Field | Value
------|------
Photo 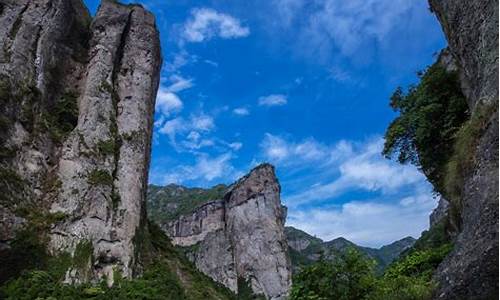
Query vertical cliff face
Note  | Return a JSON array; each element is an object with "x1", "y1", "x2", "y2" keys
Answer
[
  {"x1": 429, "y1": 0, "x2": 499, "y2": 299},
  {"x1": 0, "y1": 0, "x2": 161, "y2": 285},
  {"x1": 0, "y1": 0, "x2": 91, "y2": 250},
  {"x1": 164, "y1": 164, "x2": 292, "y2": 299}
]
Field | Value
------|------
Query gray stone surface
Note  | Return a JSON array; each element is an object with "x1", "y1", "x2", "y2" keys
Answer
[
  {"x1": 429, "y1": 0, "x2": 499, "y2": 299},
  {"x1": 429, "y1": 197, "x2": 449, "y2": 228},
  {"x1": 165, "y1": 164, "x2": 292, "y2": 299},
  {"x1": 0, "y1": 0, "x2": 161, "y2": 285}
]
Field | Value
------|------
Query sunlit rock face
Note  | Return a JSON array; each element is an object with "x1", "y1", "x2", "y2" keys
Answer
[
  {"x1": 165, "y1": 164, "x2": 292, "y2": 300},
  {"x1": 428, "y1": 0, "x2": 499, "y2": 299},
  {"x1": 0, "y1": 0, "x2": 161, "y2": 284}
]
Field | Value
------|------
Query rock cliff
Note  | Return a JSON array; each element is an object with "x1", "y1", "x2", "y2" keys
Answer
[
  {"x1": 429, "y1": 0, "x2": 499, "y2": 298},
  {"x1": 0, "y1": 0, "x2": 161, "y2": 285},
  {"x1": 158, "y1": 164, "x2": 292, "y2": 299}
]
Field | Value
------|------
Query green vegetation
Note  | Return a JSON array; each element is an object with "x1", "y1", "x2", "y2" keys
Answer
[
  {"x1": 285, "y1": 227, "x2": 415, "y2": 275},
  {"x1": 443, "y1": 102, "x2": 497, "y2": 224},
  {"x1": 49, "y1": 91, "x2": 79, "y2": 142},
  {"x1": 147, "y1": 184, "x2": 227, "y2": 223},
  {"x1": 290, "y1": 248, "x2": 376, "y2": 300},
  {"x1": 97, "y1": 138, "x2": 116, "y2": 156},
  {"x1": 0, "y1": 167, "x2": 25, "y2": 208},
  {"x1": 383, "y1": 63, "x2": 469, "y2": 196},
  {"x1": 1, "y1": 222, "x2": 238, "y2": 300},
  {"x1": 87, "y1": 169, "x2": 114, "y2": 186},
  {"x1": 237, "y1": 278, "x2": 265, "y2": 300},
  {"x1": 383, "y1": 59, "x2": 497, "y2": 230},
  {"x1": 290, "y1": 240, "x2": 453, "y2": 300}
]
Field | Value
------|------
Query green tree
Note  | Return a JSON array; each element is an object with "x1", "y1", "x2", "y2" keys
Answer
[
  {"x1": 382, "y1": 64, "x2": 468, "y2": 195},
  {"x1": 290, "y1": 248, "x2": 376, "y2": 300}
]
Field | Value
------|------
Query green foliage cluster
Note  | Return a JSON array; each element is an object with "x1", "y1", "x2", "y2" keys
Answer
[
  {"x1": 237, "y1": 278, "x2": 265, "y2": 300},
  {"x1": 87, "y1": 169, "x2": 114, "y2": 186},
  {"x1": 290, "y1": 240, "x2": 453, "y2": 300},
  {"x1": 96, "y1": 138, "x2": 116, "y2": 156},
  {"x1": 1, "y1": 222, "x2": 238, "y2": 300},
  {"x1": 0, "y1": 209, "x2": 68, "y2": 284},
  {"x1": 39, "y1": 91, "x2": 79, "y2": 144},
  {"x1": 290, "y1": 248, "x2": 376, "y2": 300},
  {"x1": 0, "y1": 167, "x2": 25, "y2": 208},
  {"x1": 0, "y1": 262, "x2": 186, "y2": 300},
  {"x1": 443, "y1": 102, "x2": 497, "y2": 223},
  {"x1": 147, "y1": 184, "x2": 227, "y2": 223},
  {"x1": 383, "y1": 63, "x2": 469, "y2": 196}
]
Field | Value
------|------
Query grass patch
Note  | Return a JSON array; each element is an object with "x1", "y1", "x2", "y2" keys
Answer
[
  {"x1": 443, "y1": 103, "x2": 497, "y2": 226},
  {"x1": 87, "y1": 169, "x2": 114, "y2": 186},
  {"x1": 41, "y1": 91, "x2": 79, "y2": 143},
  {"x1": 97, "y1": 139, "x2": 115, "y2": 156}
]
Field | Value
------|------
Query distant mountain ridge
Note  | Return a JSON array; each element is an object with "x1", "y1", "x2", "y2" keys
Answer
[
  {"x1": 147, "y1": 184, "x2": 415, "y2": 274},
  {"x1": 285, "y1": 226, "x2": 415, "y2": 273}
]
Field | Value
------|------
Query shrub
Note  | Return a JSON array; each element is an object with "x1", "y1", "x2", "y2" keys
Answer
[
  {"x1": 97, "y1": 139, "x2": 116, "y2": 156},
  {"x1": 290, "y1": 248, "x2": 376, "y2": 300},
  {"x1": 443, "y1": 102, "x2": 497, "y2": 225},
  {"x1": 87, "y1": 169, "x2": 114, "y2": 186}
]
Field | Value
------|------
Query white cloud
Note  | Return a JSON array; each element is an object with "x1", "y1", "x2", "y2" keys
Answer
[
  {"x1": 155, "y1": 89, "x2": 183, "y2": 117},
  {"x1": 183, "y1": 8, "x2": 250, "y2": 43},
  {"x1": 267, "y1": 0, "x2": 431, "y2": 66},
  {"x1": 260, "y1": 133, "x2": 341, "y2": 164},
  {"x1": 164, "y1": 50, "x2": 197, "y2": 73},
  {"x1": 191, "y1": 113, "x2": 215, "y2": 132},
  {"x1": 159, "y1": 153, "x2": 236, "y2": 185},
  {"x1": 258, "y1": 94, "x2": 288, "y2": 106},
  {"x1": 158, "y1": 113, "x2": 215, "y2": 144},
  {"x1": 228, "y1": 142, "x2": 243, "y2": 151},
  {"x1": 204, "y1": 59, "x2": 219, "y2": 67},
  {"x1": 233, "y1": 107, "x2": 250, "y2": 116},
  {"x1": 259, "y1": 135, "x2": 427, "y2": 207},
  {"x1": 158, "y1": 117, "x2": 186, "y2": 139},
  {"x1": 287, "y1": 192, "x2": 436, "y2": 248},
  {"x1": 165, "y1": 75, "x2": 194, "y2": 93}
]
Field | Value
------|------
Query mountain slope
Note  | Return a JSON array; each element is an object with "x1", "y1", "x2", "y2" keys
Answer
[{"x1": 285, "y1": 226, "x2": 416, "y2": 273}]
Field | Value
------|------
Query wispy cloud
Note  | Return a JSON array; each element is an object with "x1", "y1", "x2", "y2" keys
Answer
[
  {"x1": 256, "y1": 133, "x2": 434, "y2": 246},
  {"x1": 152, "y1": 152, "x2": 239, "y2": 186},
  {"x1": 182, "y1": 8, "x2": 250, "y2": 43},
  {"x1": 165, "y1": 74, "x2": 194, "y2": 93},
  {"x1": 155, "y1": 87, "x2": 184, "y2": 117},
  {"x1": 158, "y1": 113, "x2": 215, "y2": 144},
  {"x1": 265, "y1": 0, "x2": 438, "y2": 68},
  {"x1": 259, "y1": 134, "x2": 427, "y2": 206},
  {"x1": 233, "y1": 107, "x2": 250, "y2": 116},
  {"x1": 258, "y1": 94, "x2": 288, "y2": 106},
  {"x1": 287, "y1": 191, "x2": 436, "y2": 248}
]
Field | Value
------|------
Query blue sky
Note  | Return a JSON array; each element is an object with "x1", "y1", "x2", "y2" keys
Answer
[{"x1": 84, "y1": 0, "x2": 447, "y2": 247}]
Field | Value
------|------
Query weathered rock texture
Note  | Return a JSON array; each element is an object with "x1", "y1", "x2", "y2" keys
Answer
[
  {"x1": 429, "y1": 0, "x2": 499, "y2": 299},
  {"x1": 429, "y1": 197, "x2": 449, "y2": 228},
  {"x1": 164, "y1": 164, "x2": 292, "y2": 299},
  {"x1": 0, "y1": 0, "x2": 161, "y2": 285}
]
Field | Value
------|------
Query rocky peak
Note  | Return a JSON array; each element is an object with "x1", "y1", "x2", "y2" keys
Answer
[{"x1": 158, "y1": 163, "x2": 292, "y2": 299}]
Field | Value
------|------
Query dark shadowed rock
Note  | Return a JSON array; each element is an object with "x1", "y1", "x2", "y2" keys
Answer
[{"x1": 429, "y1": 0, "x2": 499, "y2": 298}]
